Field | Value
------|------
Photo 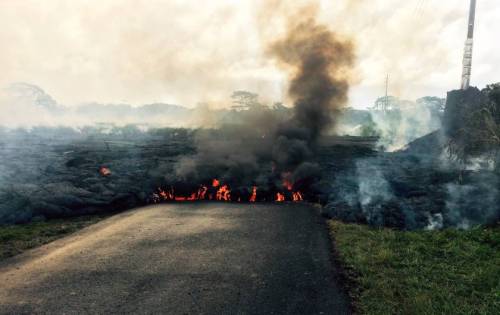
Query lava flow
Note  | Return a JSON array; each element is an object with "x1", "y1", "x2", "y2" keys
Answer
[
  {"x1": 249, "y1": 186, "x2": 257, "y2": 202},
  {"x1": 99, "y1": 166, "x2": 111, "y2": 177},
  {"x1": 152, "y1": 178, "x2": 304, "y2": 203}
]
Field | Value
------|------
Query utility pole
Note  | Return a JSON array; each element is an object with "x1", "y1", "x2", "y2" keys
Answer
[
  {"x1": 461, "y1": 0, "x2": 476, "y2": 90},
  {"x1": 373, "y1": 74, "x2": 389, "y2": 112},
  {"x1": 384, "y1": 74, "x2": 389, "y2": 112}
]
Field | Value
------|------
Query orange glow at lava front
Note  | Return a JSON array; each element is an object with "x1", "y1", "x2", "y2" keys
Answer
[
  {"x1": 159, "y1": 188, "x2": 174, "y2": 200},
  {"x1": 99, "y1": 166, "x2": 111, "y2": 176},
  {"x1": 153, "y1": 179, "x2": 304, "y2": 203},
  {"x1": 175, "y1": 193, "x2": 197, "y2": 201},
  {"x1": 249, "y1": 186, "x2": 257, "y2": 202},
  {"x1": 292, "y1": 191, "x2": 303, "y2": 201},
  {"x1": 216, "y1": 185, "x2": 231, "y2": 201},
  {"x1": 197, "y1": 186, "x2": 208, "y2": 199}
]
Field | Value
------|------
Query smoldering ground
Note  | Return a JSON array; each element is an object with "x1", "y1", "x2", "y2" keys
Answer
[{"x1": 324, "y1": 86, "x2": 500, "y2": 230}]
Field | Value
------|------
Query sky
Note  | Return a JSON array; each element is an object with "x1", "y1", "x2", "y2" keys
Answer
[{"x1": 0, "y1": 0, "x2": 498, "y2": 109}]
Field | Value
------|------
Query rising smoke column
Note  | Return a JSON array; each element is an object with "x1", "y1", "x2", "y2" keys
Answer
[
  {"x1": 270, "y1": 16, "x2": 354, "y2": 140},
  {"x1": 268, "y1": 13, "x2": 355, "y2": 182},
  {"x1": 174, "y1": 6, "x2": 355, "y2": 192}
]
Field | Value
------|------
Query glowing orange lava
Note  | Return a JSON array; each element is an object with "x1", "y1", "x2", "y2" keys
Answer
[
  {"x1": 292, "y1": 191, "x2": 303, "y2": 201},
  {"x1": 99, "y1": 166, "x2": 111, "y2": 176},
  {"x1": 153, "y1": 178, "x2": 304, "y2": 203},
  {"x1": 216, "y1": 185, "x2": 231, "y2": 201},
  {"x1": 197, "y1": 186, "x2": 208, "y2": 200},
  {"x1": 249, "y1": 186, "x2": 257, "y2": 202}
]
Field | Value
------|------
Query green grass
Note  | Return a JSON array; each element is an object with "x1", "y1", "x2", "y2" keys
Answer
[
  {"x1": 0, "y1": 214, "x2": 109, "y2": 260},
  {"x1": 329, "y1": 221, "x2": 500, "y2": 315}
]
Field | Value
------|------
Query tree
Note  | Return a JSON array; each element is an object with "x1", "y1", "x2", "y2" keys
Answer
[
  {"x1": 417, "y1": 96, "x2": 445, "y2": 113},
  {"x1": 230, "y1": 91, "x2": 260, "y2": 110},
  {"x1": 373, "y1": 96, "x2": 399, "y2": 111},
  {"x1": 447, "y1": 84, "x2": 500, "y2": 164},
  {"x1": 484, "y1": 83, "x2": 500, "y2": 109}
]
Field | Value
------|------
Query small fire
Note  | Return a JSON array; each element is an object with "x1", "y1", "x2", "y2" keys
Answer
[
  {"x1": 249, "y1": 186, "x2": 257, "y2": 202},
  {"x1": 152, "y1": 178, "x2": 304, "y2": 203},
  {"x1": 175, "y1": 193, "x2": 197, "y2": 201},
  {"x1": 159, "y1": 187, "x2": 174, "y2": 200},
  {"x1": 197, "y1": 186, "x2": 208, "y2": 200},
  {"x1": 99, "y1": 166, "x2": 111, "y2": 176},
  {"x1": 216, "y1": 185, "x2": 231, "y2": 201},
  {"x1": 292, "y1": 191, "x2": 303, "y2": 201},
  {"x1": 276, "y1": 192, "x2": 285, "y2": 202}
]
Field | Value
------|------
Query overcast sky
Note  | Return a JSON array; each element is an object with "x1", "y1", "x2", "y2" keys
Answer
[{"x1": 0, "y1": 0, "x2": 498, "y2": 109}]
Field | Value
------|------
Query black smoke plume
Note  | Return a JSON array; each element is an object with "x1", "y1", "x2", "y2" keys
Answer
[
  {"x1": 173, "y1": 11, "x2": 354, "y2": 193},
  {"x1": 270, "y1": 17, "x2": 354, "y2": 141},
  {"x1": 269, "y1": 16, "x2": 354, "y2": 176}
]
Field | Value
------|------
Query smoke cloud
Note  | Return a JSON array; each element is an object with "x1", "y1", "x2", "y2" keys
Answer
[
  {"x1": 174, "y1": 5, "x2": 354, "y2": 190},
  {"x1": 269, "y1": 13, "x2": 354, "y2": 140}
]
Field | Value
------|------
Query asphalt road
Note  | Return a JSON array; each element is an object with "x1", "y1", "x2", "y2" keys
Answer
[{"x1": 0, "y1": 203, "x2": 350, "y2": 314}]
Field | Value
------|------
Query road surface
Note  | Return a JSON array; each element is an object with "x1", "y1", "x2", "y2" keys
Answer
[{"x1": 0, "y1": 203, "x2": 349, "y2": 314}]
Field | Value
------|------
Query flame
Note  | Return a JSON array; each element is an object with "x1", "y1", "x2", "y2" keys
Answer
[
  {"x1": 99, "y1": 166, "x2": 111, "y2": 176},
  {"x1": 293, "y1": 191, "x2": 303, "y2": 201},
  {"x1": 152, "y1": 178, "x2": 304, "y2": 203},
  {"x1": 173, "y1": 193, "x2": 197, "y2": 201},
  {"x1": 249, "y1": 186, "x2": 257, "y2": 202},
  {"x1": 216, "y1": 184, "x2": 231, "y2": 201},
  {"x1": 159, "y1": 188, "x2": 174, "y2": 200},
  {"x1": 197, "y1": 186, "x2": 208, "y2": 200}
]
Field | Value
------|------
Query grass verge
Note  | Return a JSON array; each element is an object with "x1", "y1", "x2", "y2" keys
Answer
[
  {"x1": 329, "y1": 220, "x2": 500, "y2": 315},
  {"x1": 0, "y1": 214, "x2": 109, "y2": 260}
]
